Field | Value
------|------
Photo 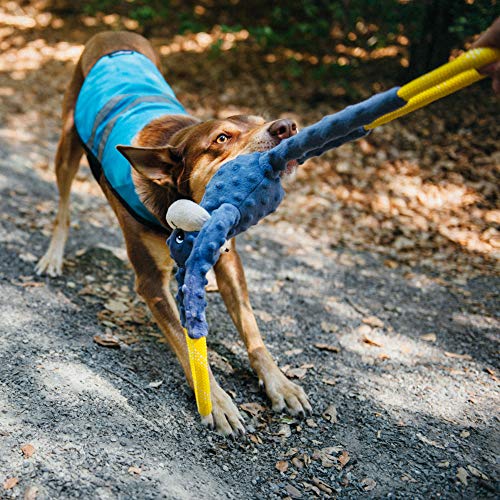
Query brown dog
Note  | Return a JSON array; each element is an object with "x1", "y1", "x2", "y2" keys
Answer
[{"x1": 36, "y1": 31, "x2": 311, "y2": 436}]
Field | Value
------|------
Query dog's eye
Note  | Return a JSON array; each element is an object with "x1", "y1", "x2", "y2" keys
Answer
[
  {"x1": 215, "y1": 134, "x2": 230, "y2": 144},
  {"x1": 175, "y1": 230, "x2": 185, "y2": 244}
]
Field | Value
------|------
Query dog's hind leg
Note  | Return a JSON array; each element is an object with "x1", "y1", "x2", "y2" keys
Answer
[{"x1": 36, "y1": 60, "x2": 84, "y2": 276}]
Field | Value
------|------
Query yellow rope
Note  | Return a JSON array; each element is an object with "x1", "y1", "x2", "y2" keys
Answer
[
  {"x1": 365, "y1": 47, "x2": 500, "y2": 130},
  {"x1": 184, "y1": 329, "x2": 212, "y2": 417},
  {"x1": 366, "y1": 69, "x2": 485, "y2": 129}
]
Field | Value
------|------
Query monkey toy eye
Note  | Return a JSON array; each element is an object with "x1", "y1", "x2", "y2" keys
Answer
[{"x1": 175, "y1": 230, "x2": 185, "y2": 244}]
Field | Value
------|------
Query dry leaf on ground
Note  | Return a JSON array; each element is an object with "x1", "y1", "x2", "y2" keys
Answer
[
  {"x1": 275, "y1": 460, "x2": 289, "y2": 473},
  {"x1": 313, "y1": 343, "x2": 340, "y2": 353},
  {"x1": 93, "y1": 333, "x2": 121, "y2": 348},
  {"x1": 240, "y1": 402, "x2": 266, "y2": 418},
  {"x1": 322, "y1": 404, "x2": 338, "y2": 423},
  {"x1": 312, "y1": 477, "x2": 333, "y2": 494},
  {"x1": 20, "y1": 444, "x2": 35, "y2": 458},
  {"x1": 322, "y1": 377, "x2": 336, "y2": 386},
  {"x1": 3, "y1": 477, "x2": 18, "y2": 490},
  {"x1": 362, "y1": 316, "x2": 384, "y2": 328},
  {"x1": 456, "y1": 467, "x2": 468, "y2": 486},
  {"x1": 104, "y1": 300, "x2": 129, "y2": 313},
  {"x1": 467, "y1": 465, "x2": 488, "y2": 480},
  {"x1": 362, "y1": 335, "x2": 383, "y2": 347},
  {"x1": 420, "y1": 333, "x2": 437, "y2": 342},
  {"x1": 338, "y1": 450, "x2": 350, "y2": 469},
  {"x1": 445, "y1": 351, "x2": 472, "y2": 360},
  {"x1": 128, "y1": 466, "x2": 141, "y2": 475},
  {"x1": 361, "y1": 478, "x2": 377, "y2": 491},
  {"x1": 148, "y1": 380, "x2": 163, "y2": 389}
]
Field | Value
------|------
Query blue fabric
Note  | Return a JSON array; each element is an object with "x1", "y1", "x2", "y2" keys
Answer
[
  {"x1": 75, "y1": 50, "x2": 188, "y2": 227},
  {"x1": 168, "y1": 87, "x2": 406, "y2": 338}
]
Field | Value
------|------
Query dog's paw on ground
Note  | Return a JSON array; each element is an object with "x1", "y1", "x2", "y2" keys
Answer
[
  {"x1": 260, "y1": 370, "x2": 312, "y2": 417},
  {"x1": 201, "y1": 380, "x2": 246, "y2": 438},
  {"x1": 35, "y1": 248, "x2": 64, "y2": 277}
]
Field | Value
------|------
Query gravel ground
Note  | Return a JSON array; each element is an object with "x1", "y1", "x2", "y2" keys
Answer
[{"x1": 0, "y1": 131, "x2": 499, "y2": 500}]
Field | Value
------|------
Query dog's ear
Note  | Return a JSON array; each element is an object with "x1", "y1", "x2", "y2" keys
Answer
[{"x1": 116, "y1": 145, "x2": 182, "y2": 185}]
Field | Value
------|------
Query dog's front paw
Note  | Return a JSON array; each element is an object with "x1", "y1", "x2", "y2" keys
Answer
[
  {"x1": 260, "y1": 369, "x2": 312, "y2": 417},
  {"x1": 35, "y1": 250, "x2": 64, "y2": 277},
  {"x1": 201, "y1": 380, "x2": 245, "y2": 438}
]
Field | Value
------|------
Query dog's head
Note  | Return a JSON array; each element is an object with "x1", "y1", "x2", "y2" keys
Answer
[{"x1": 118, "y1": 114, "x2": 297, "y2": 203}]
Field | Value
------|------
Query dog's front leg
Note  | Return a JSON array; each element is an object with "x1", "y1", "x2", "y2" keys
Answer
[
  {"x1": 132, "y1": 231, "x2": 245, "y2": 437},
  {"x1": 214, "y1": 240, "x2": 312, "y2": 416}
]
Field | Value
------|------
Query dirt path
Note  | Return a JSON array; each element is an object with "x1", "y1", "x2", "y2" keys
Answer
[
  {"x1": 1, "y1": 131, "x2": 498, "y2": 498},
  {"x1": 1, "y1": 4, "x2": 499, "y2": 499}
]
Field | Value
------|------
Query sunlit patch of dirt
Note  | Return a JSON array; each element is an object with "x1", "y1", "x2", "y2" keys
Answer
[{"x1": 0, "y1": 0, "x2": 498, "y2": 281}]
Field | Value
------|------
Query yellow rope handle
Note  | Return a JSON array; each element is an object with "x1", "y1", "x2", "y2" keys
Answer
[
  {"x1": 365, "y1": 47, "x2": 500, "y2": 130},
  {"x1": 184, "y1": 329, "x2": 212, "y2": 417},
  {"x1": 366, "y1": 68, "x2": 485, "y2": 129},
  {"x1": 398, "y1": 47, "x2": 500, "y2": 101}
]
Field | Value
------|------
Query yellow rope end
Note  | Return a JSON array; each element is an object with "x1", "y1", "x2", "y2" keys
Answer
[{"x1": 184, "y1": 329, "x2": 212, "y2": 417}]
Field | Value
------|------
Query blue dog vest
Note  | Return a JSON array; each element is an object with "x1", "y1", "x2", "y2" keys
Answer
[{"x1": 75, "y1": 50, "x2": 188, "y2": 228}]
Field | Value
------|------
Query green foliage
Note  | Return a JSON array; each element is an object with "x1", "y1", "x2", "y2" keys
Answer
[{"x1": 71, "y1": 0, "x2": 496, "y2": 82}]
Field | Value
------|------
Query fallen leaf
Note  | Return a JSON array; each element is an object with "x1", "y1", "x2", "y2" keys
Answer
[
  {"x1": 322, "y1": 404, "x2": 338, "y2": 423},
  {"x1": 284, "y1": 447, "x2": 298, "y2": 457},
  {"x1": 456, "y1": 467, "x2": 468, "y2": 486},
  {"x1": 338, "y1": 450, "x2": 350, "y2": 469},
  {"x1": 24, "y1": 485, "x2": 38, "y2": 500},
  {"x1": 3, "y1": 477, "x2": 18, "y2": 490},
  {"x1": 240, "y1": 402, "x2": 266, "y2": 418},
  {"x1": 362, "y1": 335, "x2": 383, "y2": 347},
  {"x1": 362, "y1": 316, "x2": 384, "y2": 328},
  {"x1": 306, "y1": 418, "x2": 317, "y2": 428},
  {"x1": 417, "y1": 433, "x2": 444, "y2": 449},
  {"x1": 93, "y1": 333, "x2": 121, "y2": 348},
  {"x1": 467, "y1": 465, "x2": 489, "y2": 480},
  {"x1": 277, "y1": 424, "x2": 291, "y2": 438},
  {"x1": 285, "y1": 484, "x2": 302, "y2": 499},
  {"x1": 249, "y1": 434, "x2": 262, "y2": 445},
  {"x1": 19, "y1": 252, "x2": 38, "y2": 263},
  {"x1": 360, "y1": 478, "x2": 377, "y2": 491},
  {"x1": 321, "y1": 322, "x2": 338, "y2": 333},
  {"x1": 21, "y1": 444, "x2": 35, "y2": 458},
  {"x1": 275, "y1": 460, "x2": 289, "y2": 473},
  {"x1": 302, "y1": 482, "x2": 320, "y2": 495},
  {"x1": 313, "y1": 343, "x2": 340, "y2": 353},
  {"x1": 128, "y1": 466, "x2": 141, "y2": 475},
  {"x1": 286, "y1": 367, "x2": 307, "y2": 379},
  {"x1": 104, "y1": 300, "x2": 129, "y2": 313},
  {"x1": 357, "y1": 324, "x2": 373, "y2": 336},
  {"x1": 322, "y1": 377, "x2": 336, "y2": 386},
  {"x1": 437, "y1": 461, "x2": 449, "y2": 468},
  {"x1": 291, "y1": 457, "x2": 303, "y2": 469},
  {"x1": 312, "y1": 477, "x2": 332, "y2": 494},
  {"x1": 460, "y1": 430, "x2": 470, "y2": 438},
  {"x1": 18, "y1": 282, "x2": 44, "y2": 288},
  {"x1": 401, "y1": 473, "x2": 417, "y2": 482},
  {"x1": 148, "y1": 380, "x2": 163, "y2": 389},
  {"x1": 420, "y1": 333, "x2": 437, "y2": 342},
  {"x1": 445, "y1": 351, "x2": 472, "y2": 360},
  {"x1": 312, "y1": 448, "x2": 339, "y2": 468}
]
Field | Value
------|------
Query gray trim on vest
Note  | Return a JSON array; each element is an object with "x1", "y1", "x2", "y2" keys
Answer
[
  {"x1": 97, "y1": 95, "x2": 178, "y2": 161},
  {"x1": 87, "y1": 94, "x2": 129, "y2": 152}
]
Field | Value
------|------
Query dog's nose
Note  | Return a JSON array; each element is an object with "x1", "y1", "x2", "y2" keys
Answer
[{"x1": 268, "y1": 119, "x2": 297, "y2": 140}]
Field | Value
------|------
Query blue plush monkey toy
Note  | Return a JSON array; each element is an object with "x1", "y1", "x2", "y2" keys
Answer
[
  {"x1": 166, "y1": 88, "x2": 405, "y2": 339},
  {"x1": 165, "y1": 45, "x2": 500, "y2": 341}
]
